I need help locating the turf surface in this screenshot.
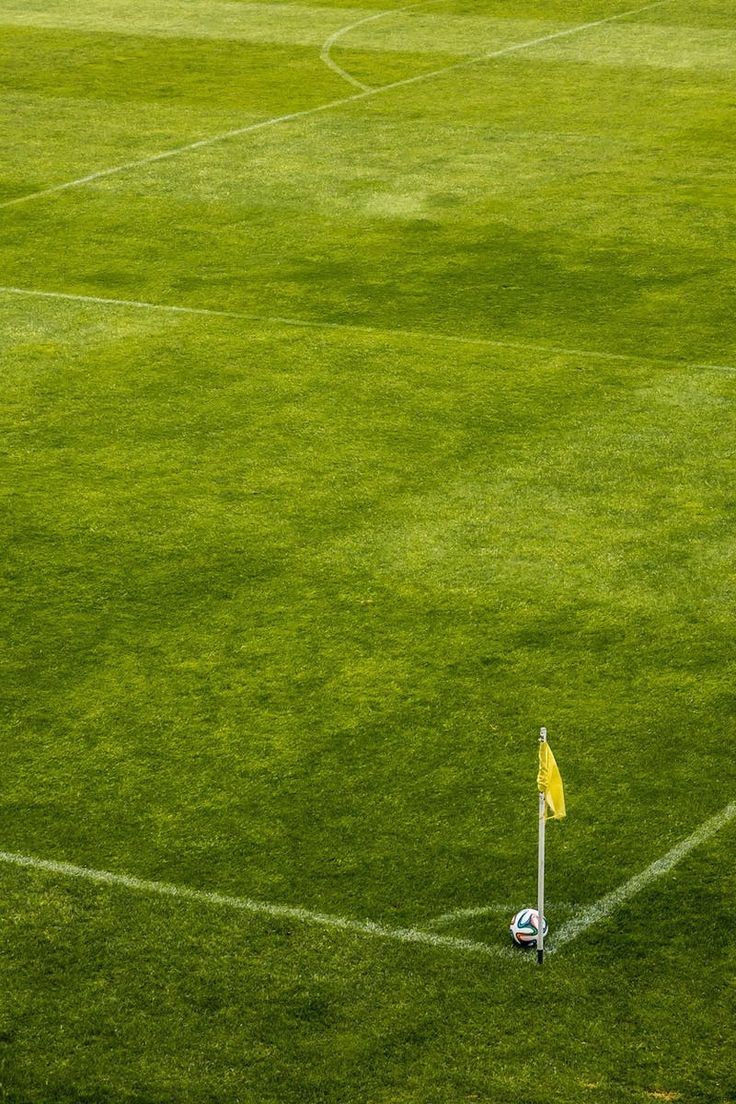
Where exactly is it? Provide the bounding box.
[1,1,736,1101]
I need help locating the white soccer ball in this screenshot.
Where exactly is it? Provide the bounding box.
[509,907,548,947]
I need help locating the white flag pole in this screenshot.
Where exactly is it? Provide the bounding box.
[537,726,547,965]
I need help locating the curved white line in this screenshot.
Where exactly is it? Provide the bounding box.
[320,10,389,92]
[320,1,443,93]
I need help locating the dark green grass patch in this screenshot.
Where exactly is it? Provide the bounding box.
[316,45,460,88]
[0,28,347,111]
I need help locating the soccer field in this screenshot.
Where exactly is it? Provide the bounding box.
[2,0,736,1100]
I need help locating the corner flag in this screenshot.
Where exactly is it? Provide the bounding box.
[538,738,566,820]
[536,728,565,965]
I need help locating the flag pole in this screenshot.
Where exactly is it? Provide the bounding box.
[537,726,547,966]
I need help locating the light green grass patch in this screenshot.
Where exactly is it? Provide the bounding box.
[0,0,368,43]
[527,20,736,70]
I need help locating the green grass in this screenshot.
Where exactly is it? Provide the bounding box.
[1,1,736,1101]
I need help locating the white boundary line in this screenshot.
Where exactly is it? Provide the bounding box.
[2,282,734,376]
[1,802,735,960]
[0,849,516,959]
[0,0,674,211]
[552,801,736,950]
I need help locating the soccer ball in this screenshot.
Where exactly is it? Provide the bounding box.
[509,907,548,947]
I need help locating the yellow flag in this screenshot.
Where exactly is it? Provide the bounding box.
[538,740,566,820]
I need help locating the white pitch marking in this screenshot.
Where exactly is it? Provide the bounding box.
[320,0,445,94]
[1,803,733,960]
[0,0,674,211]
[2,282,734,376]
[552,801,736,950]
[0,848,520,959]
[320,9,388,92]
